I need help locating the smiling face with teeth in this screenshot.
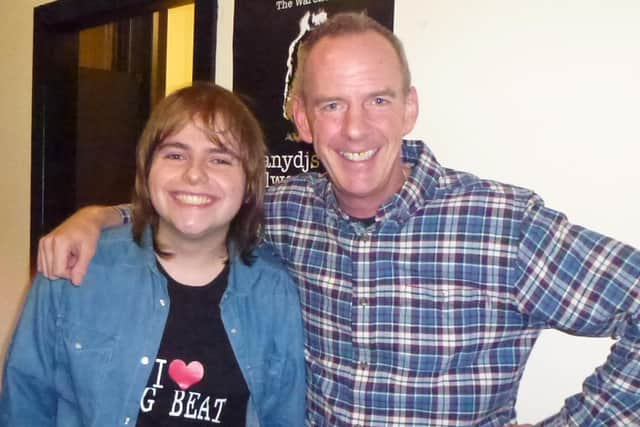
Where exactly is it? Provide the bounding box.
[148,120,247,248]
[292,30,419,218]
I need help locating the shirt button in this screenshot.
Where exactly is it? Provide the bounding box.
[230,328,237,334]
[159,299,166,306]
[124,417,130,424]
[140,356,150,365]
[357,360,369,370]
[359,298,368,307]
[74,342,82,350]
[360,233,370,242]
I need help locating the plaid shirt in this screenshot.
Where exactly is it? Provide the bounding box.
[263,140,640,427]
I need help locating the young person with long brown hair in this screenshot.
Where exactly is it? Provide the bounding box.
[0,82,306,427]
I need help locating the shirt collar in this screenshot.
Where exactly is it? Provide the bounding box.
[315,140,442,226]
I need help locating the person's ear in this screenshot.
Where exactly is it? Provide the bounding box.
[291,96,313,144]
[402,86,419,136]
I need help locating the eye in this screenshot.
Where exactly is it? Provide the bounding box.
[164,152,184,160]
[210,156,233,165]
[372,96,389,106]
[321,101,341,112]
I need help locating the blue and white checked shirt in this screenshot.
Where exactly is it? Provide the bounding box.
[264,140,640,427]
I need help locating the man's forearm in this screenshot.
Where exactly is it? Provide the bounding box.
[37,203,130,283]
[106,204,132,227]
[84,204,130,229]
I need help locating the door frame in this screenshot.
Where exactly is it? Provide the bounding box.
[30,0,218,266]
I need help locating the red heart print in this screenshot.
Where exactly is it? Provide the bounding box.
[168,359,204,390]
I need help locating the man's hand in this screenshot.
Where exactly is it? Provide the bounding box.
[37,205,122,285]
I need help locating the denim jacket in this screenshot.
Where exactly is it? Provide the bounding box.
[0,226,306,427]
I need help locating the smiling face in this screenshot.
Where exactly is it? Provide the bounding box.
[292,30,418,218]
[148,120,246,248]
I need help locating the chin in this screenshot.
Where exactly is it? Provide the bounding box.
[172,223,210,237]
[342,177,379,192]
[337,186,378,202]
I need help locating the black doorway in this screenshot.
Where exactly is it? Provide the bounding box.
[30,0,218,268]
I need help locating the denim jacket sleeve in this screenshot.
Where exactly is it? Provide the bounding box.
[514,195,640,426]
[0,274,62,427]
[260,270,307,427]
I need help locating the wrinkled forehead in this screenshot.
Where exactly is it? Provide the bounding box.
[304,34,405,90]
[304,30,409,93]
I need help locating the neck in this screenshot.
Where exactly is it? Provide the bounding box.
[337,162,412,219]
[156,230,229,286]
[336,197,381,219]
[157,248,228,287]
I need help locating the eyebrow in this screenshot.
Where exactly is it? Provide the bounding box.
[369,89,399,99]
[310,95,343,107]
[311,88,399,106]
[156,141,234,154]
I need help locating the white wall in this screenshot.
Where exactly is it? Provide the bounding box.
[395,1,640,423]
[217,0,640,423]
[0,0,51,384]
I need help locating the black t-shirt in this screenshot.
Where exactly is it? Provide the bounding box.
[136,263,249,426]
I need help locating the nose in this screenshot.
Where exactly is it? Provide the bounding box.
[184,158,208,184]
[343,105,369,140]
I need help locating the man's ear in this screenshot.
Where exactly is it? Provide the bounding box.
[291,96,313,144]
[402,86,419,136]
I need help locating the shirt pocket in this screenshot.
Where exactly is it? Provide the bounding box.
[56,321,116,413]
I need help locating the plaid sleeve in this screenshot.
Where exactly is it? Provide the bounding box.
[514,195,640,426]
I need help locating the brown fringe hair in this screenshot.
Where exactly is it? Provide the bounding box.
[131,82,266,264]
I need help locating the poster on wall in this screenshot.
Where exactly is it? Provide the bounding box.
[233,0,395,186]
